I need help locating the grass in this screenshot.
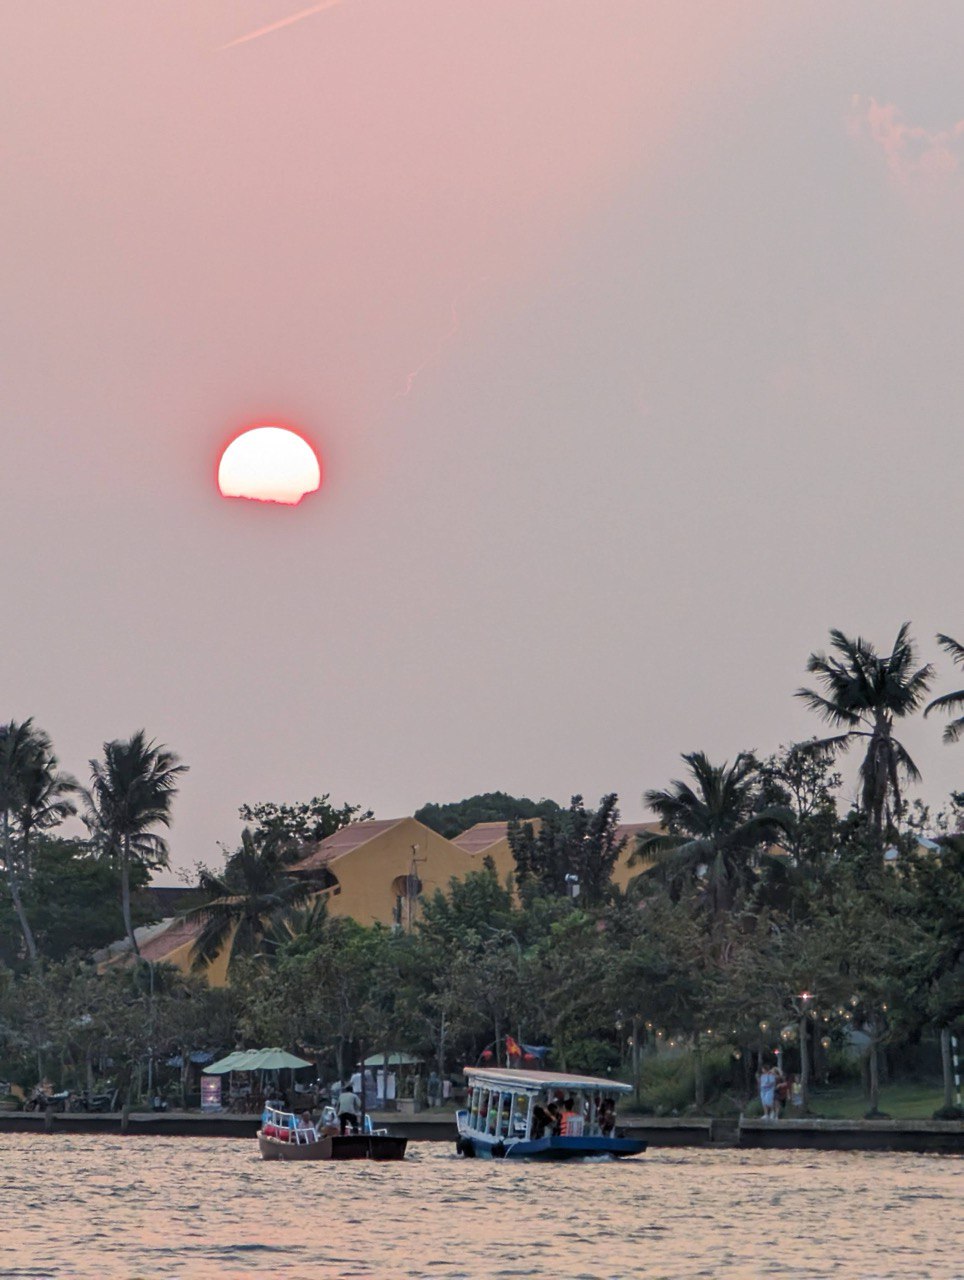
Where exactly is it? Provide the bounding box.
[807,1081,947,1120]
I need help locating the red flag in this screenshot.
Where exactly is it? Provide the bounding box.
[505,1035,522,1059]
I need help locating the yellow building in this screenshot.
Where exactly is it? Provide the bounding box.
[451,819,660,893]
[292,816,475,928]
[122,815,662,988]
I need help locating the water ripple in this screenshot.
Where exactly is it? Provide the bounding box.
[0,1136,961,1278]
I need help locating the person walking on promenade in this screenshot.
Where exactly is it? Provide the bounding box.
[758,1062,778,1120]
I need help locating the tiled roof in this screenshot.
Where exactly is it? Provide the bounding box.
[451,822,510,854]
[294,818,408,873]
[138,916,204,962]
[615,822,662,844]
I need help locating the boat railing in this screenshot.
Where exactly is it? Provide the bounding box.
[262,1105,320,1144]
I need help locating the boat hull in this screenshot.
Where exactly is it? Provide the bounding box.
[457,1133,646,1161]
[331,1134,408,1161]
[258,1132,333,1161]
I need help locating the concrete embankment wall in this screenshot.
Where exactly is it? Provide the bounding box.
[0,1112,961,1152]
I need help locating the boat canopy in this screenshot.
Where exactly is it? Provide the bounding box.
[463,1066,633,1095]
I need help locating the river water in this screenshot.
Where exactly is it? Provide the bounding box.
[1,1136,960,1279]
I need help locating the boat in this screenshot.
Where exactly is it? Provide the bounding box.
[258,1105,333,1160]
[257,1105,407,1161]
[456,1067,647,1161]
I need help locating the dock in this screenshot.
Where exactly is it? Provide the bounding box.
[0,1109,961,1151]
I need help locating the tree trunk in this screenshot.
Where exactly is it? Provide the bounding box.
[494,1014,502,1066]
[867,1042,880,1113]
[2,814,38,966]
[940,1027,954,1110]
[122,837,140,958]
[798,1015,810,1110]
[631,1015,641,1103]
[437,1011,446,1098]
[693,1036,705,1111]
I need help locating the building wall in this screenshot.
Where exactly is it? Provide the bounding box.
[321,817,475,927]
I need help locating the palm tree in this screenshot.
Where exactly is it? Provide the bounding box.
[84,731,187,959]
[924,634,964,744]
[630,751,790,917]
[797,624,933,836]
[185,829,316,977]
[0,720,77,965]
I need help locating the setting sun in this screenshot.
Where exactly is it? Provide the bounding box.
[217,426,321,506]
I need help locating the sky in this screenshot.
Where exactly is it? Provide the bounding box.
[2,1,963,877]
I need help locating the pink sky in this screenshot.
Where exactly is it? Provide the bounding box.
[1,1,962,874]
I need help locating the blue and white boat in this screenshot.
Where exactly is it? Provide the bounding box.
[456,1067,646,1160]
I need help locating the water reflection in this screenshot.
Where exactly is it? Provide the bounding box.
[0,1136,960,1278]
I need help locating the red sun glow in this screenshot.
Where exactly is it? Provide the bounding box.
[217,426,321,506]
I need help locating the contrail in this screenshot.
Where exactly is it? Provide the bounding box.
[219,0,344,51]
[394,278,488,400]
[395,301,461,399]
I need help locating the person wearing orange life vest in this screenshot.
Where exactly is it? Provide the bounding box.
[559,1097,578,1135]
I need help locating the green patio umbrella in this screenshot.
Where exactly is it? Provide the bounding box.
[239,1047,313,1071]
[203,1050,250,1075]
[363,1052,422,1067]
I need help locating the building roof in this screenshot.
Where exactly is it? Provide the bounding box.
[451,822,512,854]
[137,916,205,964]
[615,822,662,844]
[293,818,409,873]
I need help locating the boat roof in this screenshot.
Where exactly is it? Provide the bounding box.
[463,1066,633,1095]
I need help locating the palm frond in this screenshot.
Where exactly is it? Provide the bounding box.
[936,633,964,666]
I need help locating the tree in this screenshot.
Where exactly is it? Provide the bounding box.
[238,795,373,863]
[0,719,77,966]
[797,624,933,837]
[507,794,626,905]
[631,752,789,919]
[415,792,561,840]
[924,633,964,744]
[185,828,316,977]
[84,731,187,959]
[0,836,157,965]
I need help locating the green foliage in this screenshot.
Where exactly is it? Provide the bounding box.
[797,624,933,836]
[185,828,315,976]
[637,1048,739,1116]
[415,792,561,840]
[632,751,791,919]
[508,794,625,906]
[239,796,373,863]
[83,731,187,958]
[0,836,156,966]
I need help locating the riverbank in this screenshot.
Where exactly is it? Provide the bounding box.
[1,1109,961,1151]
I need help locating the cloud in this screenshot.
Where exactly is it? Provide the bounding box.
[848,94,964,187]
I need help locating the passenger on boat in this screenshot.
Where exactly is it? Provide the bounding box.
[531,1102,554,1140]
[338,1084,361,1135]
[559,1098,578,1136]
[297,1111,316,1139]
[547,1102,562,1135]
[599,1099,616,1136]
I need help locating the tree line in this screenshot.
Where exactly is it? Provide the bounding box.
[0,624,962,1117]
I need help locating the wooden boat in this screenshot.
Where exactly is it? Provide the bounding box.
[257,1104,407,1161]
[330,1132,408,1161]
[258,1129,333,1161]
[457,1067,647,1161]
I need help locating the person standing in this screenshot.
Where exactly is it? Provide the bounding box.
[758,1062,777,1120]
[338,1083,361,1135]
[427,1070,440,1108]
